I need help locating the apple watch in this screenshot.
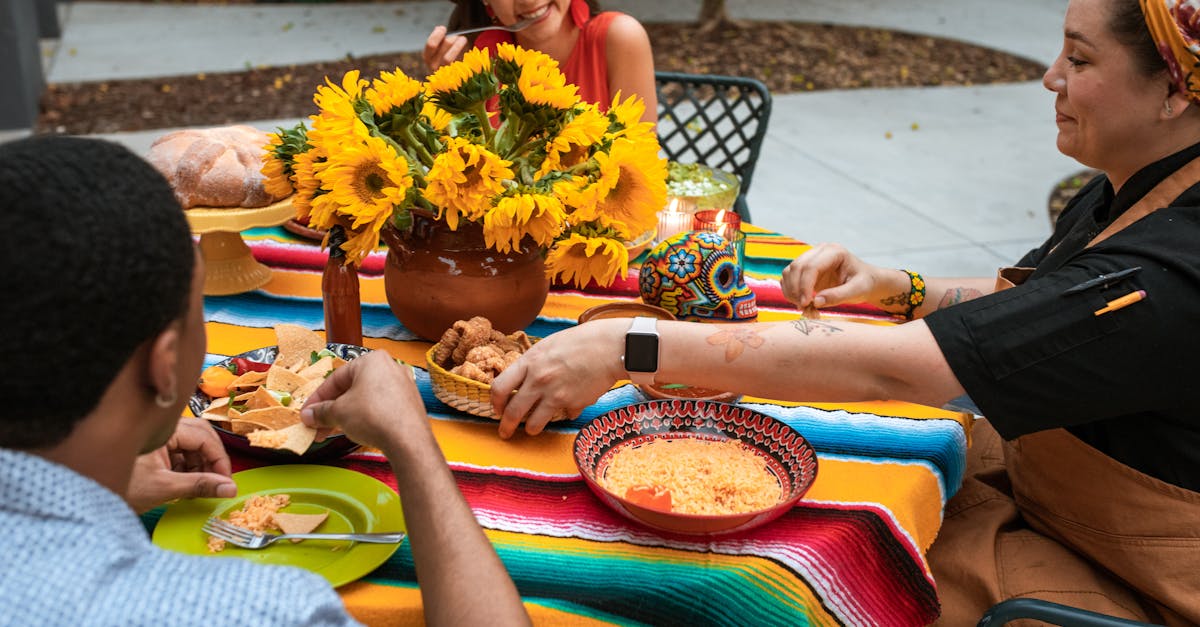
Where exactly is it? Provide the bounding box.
[623,317,660,385]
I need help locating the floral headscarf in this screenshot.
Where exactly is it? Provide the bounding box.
[1140,0,1200,102]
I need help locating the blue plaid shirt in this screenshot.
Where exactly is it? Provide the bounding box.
[0,448,360,626]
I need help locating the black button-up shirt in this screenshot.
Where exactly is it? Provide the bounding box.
[925,142,1200,491]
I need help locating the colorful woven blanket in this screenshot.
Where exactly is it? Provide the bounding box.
[197,224,968,626]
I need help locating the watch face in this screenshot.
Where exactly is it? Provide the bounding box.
[624,332,659,373]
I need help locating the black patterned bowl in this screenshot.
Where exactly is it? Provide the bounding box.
[188,343,370,462]
[574,399,818,535]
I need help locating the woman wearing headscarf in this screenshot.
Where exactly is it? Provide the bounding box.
[423,0,657,123]
[491,0,1200,623]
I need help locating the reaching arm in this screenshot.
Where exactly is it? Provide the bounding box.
[302,352,529,626]
[491,317,965,439]
[780,242,994,319]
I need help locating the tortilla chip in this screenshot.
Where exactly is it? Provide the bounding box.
[200,396,230,421]
[276,423,318,454]
[298,355,334,381]
[236,405,300,430]
[230,419,273,435]
[275,324,325,370]
[228,370,268,392]
[273,511,329,540]
[247,422,318,455]
[238,387,282,411]
[293,377,325,404]
[265,365,308,394]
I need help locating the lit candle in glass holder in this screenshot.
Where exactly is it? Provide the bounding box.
[693,209,741,241]
[655,197,697,243]
[693,209,745,265]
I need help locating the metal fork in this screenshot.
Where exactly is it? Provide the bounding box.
[203,516,406,550]
[446,16,537,38]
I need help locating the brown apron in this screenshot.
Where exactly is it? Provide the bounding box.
[930,158,1200,626]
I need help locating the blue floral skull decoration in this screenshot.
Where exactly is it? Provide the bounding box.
[638,231,757,321]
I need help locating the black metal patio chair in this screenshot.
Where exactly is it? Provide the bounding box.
[978,598,1157,626]
[654,71,772,222]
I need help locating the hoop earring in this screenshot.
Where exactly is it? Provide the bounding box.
[155,390,177,408]
[154,373,178,408]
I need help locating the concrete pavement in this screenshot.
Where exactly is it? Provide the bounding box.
[30,0,1082,277]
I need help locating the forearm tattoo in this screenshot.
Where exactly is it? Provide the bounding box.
[789,318,844,336]
[706,327,766,362]
[937,287,983,309]
[878,291,909,308]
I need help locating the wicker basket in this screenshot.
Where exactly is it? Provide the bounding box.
[426,344,500,419]
[425,341,569,422]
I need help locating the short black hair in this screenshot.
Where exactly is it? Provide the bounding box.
[0,136,195,449]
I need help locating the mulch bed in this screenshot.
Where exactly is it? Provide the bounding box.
[37,20,1046,135]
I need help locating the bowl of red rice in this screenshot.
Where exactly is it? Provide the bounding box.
[574,399,818,535]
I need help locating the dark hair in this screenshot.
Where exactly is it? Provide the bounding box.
[1110,0,1169,79]
[0,136,195,449]
[447,0,601,34]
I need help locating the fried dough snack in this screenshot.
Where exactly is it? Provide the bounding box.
[436,316,531,384]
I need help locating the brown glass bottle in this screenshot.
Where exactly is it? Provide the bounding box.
[322,225,363,346]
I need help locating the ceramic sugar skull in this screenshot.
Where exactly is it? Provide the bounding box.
[639,231,757,321]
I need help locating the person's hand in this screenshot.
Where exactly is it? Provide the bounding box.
[126,417,236,513]
[423,25,470,72]
[300,350,427,451]
[490,320,626,439]
[781,243,893,310]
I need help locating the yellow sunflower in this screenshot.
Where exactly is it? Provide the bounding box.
[573,137,665,239]
[494,43,578,110]
[536,106,607,178]
[545,232,628,288]
[261,133,294,197]
[421,101,453,132]
[424,136,513,230]
[289,149,323,222]
[314,129,412,240]
[483,192,566,253]
[366,69,423,117]
[426,47,496,112]
[307,89,364,148]
[606,92,656,142]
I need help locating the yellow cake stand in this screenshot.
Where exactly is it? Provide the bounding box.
[184,196,295,296]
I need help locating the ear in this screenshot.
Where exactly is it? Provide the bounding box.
[1164,88,1191,120]
[146,323,182,403]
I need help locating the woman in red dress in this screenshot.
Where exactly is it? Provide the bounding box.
[424,0,657,123]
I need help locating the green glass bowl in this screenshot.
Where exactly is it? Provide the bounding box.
[666,162,741,211]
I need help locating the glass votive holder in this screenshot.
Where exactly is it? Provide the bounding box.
[655,196,698,244]
[693,209,745,266]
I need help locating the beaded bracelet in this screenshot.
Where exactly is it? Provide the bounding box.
[900,269,926,320]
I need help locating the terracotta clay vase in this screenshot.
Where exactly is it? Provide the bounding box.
[380,211,550,341]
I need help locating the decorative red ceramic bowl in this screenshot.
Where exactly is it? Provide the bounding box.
[574,399,818,535]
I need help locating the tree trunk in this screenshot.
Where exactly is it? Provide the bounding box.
[699,0,728,23]
[698,0,741,34]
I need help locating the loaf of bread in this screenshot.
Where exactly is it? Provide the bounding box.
[147,125,287,209]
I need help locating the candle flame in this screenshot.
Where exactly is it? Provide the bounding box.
[715,209,727,223]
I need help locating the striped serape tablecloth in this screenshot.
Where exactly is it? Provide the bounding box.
[196,223,970,627]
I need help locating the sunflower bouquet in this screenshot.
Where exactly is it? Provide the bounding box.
[261,44,667,288]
